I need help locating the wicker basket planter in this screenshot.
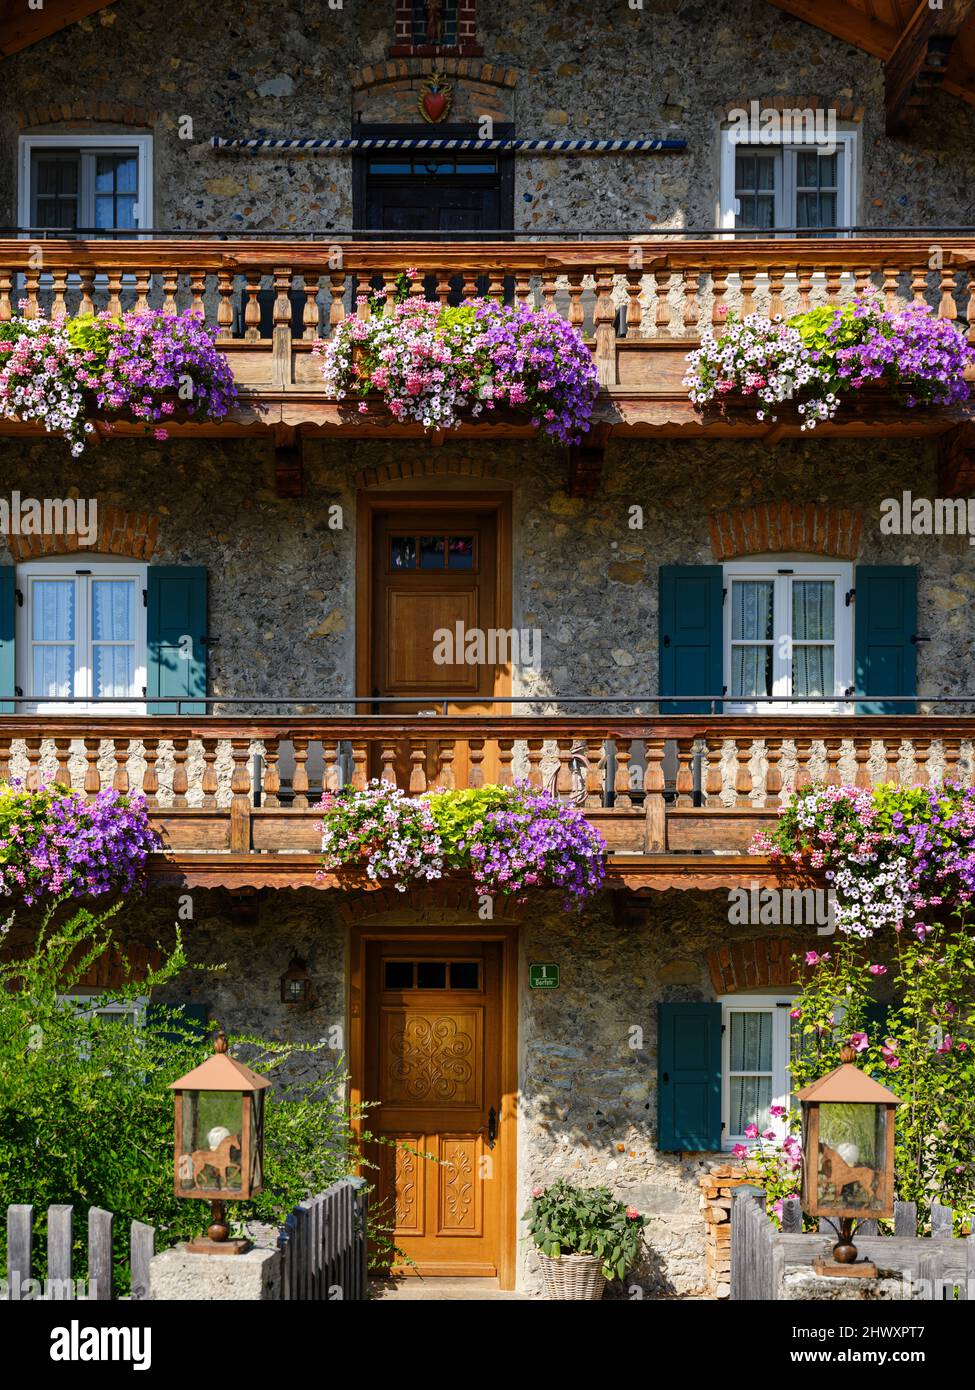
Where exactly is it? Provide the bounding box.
[537,1250,607,1301]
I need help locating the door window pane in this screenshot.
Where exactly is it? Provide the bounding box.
[420,535,445,569]
[447,536,475,570]
[416,961,448,990]
[449,961,480,990]
[390,536,417,569]
[384,961,414,989]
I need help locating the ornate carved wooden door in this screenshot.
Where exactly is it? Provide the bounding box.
[366,940,503,1276]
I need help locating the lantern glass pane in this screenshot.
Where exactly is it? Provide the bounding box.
[816,1102,886,1211]
[177,1090,244,1194]
[250,1091,265,1193]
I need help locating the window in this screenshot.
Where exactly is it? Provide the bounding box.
[18,136,152,232]
[723,560,852,713]
[720,994,797,1147]
[17,561,147,713]
[60,992,147,1027]
[411,0,459,45]
[719,125,857,233]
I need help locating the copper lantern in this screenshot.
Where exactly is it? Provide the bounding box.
[280,953,314,1005]
[170,1029,271,1254]
[797,1045,901,1276]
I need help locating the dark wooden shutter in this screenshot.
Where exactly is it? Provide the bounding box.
[0,567,14,714]
[146,567,208,715]
[145,1000,210,1047]
[854,565,917,715]
[658,565,723,715]
[657,1001,722,1151]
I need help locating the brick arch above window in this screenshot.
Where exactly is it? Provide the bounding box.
[708,935,818,995]
[356,455,510,488]
[707,503,863,561]
[351,55,517,93]
[18,101,158,130]
[3,506,161,562]
[336,884,523,923]
[713,96,865,123]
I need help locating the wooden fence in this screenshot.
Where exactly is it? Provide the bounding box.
[731,1187,975,1300]
[276,1177,369,1301]
[2,1203,155,1300]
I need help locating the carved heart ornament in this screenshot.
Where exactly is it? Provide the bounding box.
[418,74,453,124]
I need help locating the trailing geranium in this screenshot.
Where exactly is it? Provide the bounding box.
[0,307,238,455]
[685,298,975,428]
[751,782,975,938]
[0,782,159,903]
[317,780,606,907]
[314,271,598,445]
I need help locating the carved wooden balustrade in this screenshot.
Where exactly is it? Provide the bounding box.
[1,715,973,881]
[2,236,975,430]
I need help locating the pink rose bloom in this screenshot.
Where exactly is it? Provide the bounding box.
[769,1105,786,1119]
[936,1034,953,1055]
[805,951,820,965]
[531,1186,543,1198]
[731,1143,749,1159]
[789,1008,802,1020]
[626,1207,640,1221]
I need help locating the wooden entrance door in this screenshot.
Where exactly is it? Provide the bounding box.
[366,941,504,1276]
[365,499,510,785]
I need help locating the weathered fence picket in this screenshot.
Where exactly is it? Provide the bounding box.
[3,1202,154,1300]
[275,1177,368,1301]
[732,1189,975,1301]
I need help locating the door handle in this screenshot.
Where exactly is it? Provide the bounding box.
[487,1105,498,1149]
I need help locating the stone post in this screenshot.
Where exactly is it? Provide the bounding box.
[149,1245,281,1301]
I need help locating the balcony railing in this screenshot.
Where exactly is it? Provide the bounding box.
[2,235,974,415]
[2,714,973,869]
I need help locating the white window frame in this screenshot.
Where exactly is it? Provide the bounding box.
[16,559,148,715]
[723,558,853,715]
[17,134,153,233]
[718,124,858,234]
[720,992,796,1149]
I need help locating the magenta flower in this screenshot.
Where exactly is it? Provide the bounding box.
[849,1032,869,1053]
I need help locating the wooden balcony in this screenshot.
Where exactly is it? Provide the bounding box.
[3,235,975,442]
[2,713,973,891]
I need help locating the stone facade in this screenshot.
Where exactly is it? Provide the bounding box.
[2,0,975,232]
[1,433,972,713]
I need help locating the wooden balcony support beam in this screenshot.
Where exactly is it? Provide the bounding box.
[885,0,975,133]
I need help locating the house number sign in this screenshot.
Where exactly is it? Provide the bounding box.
[529,963,560,990]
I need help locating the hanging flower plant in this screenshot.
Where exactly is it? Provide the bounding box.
[0,307,238,456]
[751,782,975,938]
[314,271,598,446]
[685,299,975,428]
[317,780,606,907]
[0,782,159,904]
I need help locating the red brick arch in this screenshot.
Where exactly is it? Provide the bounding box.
[707,503,863,561]
[337,883,523,923]
[3,505,161,561]
[707,935,818,994]
[18,101,158,130]
[714,96,865,124]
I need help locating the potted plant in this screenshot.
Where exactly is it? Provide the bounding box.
[524,1179,648,1300]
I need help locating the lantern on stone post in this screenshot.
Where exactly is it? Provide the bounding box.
[170,1029,271,1255]
[797,1045,901,1277]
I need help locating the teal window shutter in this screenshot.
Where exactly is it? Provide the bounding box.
[0,567,14,715]
[657,1001,722,1151]
[659,565,723,715]
[147,567,208,715]
[854,565,917,715]
[145,1000,210,1046]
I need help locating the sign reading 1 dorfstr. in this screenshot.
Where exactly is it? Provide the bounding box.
[529,963,560,990]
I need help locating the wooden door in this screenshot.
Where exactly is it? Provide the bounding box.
[371,506,502,784]
[366,941,504,1277]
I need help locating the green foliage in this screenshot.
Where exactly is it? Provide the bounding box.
[0,904,378,1291]
[523,1178,648,1281]
[65,315,116,371]
[790,926,975,1231]
[426,785,514,868]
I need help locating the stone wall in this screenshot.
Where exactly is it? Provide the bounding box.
[1,432,971,712]
[2,0,974,231]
